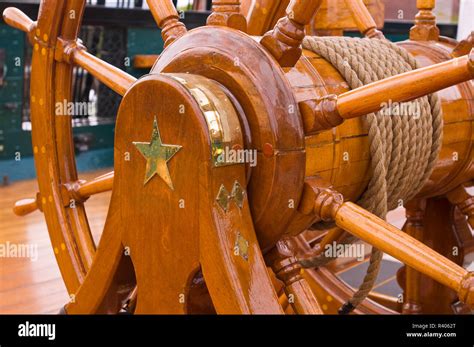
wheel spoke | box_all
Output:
[60,43,136,96]
[13,172,114,216]
[3,7,136,96]
[260,0,323,67]
[344,0,384,39]
[207,1,247,32]
[300,52,474,134]
[298,179,474,308]
[75,171,114,198]
[146,0,187,47]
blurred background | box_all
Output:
[0,0,470,184]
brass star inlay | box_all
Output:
[133,117,182,189]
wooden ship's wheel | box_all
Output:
[3,0,474,314]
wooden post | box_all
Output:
[446,183,474,229]
[260,0,323,67]
[344,0,384,39]
[207,0,247,32]
[267,238,323,314]
[402,200,426,314]
[410,0,439,41]
[146,0,187,47]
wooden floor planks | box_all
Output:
[0,169,111,314]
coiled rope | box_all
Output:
[301,36,443,313]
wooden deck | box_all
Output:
[0,169,111,314]
[0,169,406,314]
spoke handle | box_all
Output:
[299,179,474,308]
[146,0,187,46]
[337,51,474,119]
[300,50,474,134]
[13,198,39,216]
[344,0,384,39]
[334,202,473,308]
[286,0,322,26]
[13,173,114,217]
[2,7,35,35]
[260,0,323,68]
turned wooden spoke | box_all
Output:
[300,51,474,134]
[70,48,136,96]
[344,0,384,39]
[335,202,473,307]
[207,0,247,32]
[299,180,474,308]
[260,0,323,67]
[336,52,474,119]
[410,0,439,41]
[446,183,474,229]
[2,7,36,43]
[133,54,160,69]
[13,198,40,217]
[313,227,345,256]
[3,7,136,96]
[146,0,187,47]
[13,172,114,216]
[453,31,474,57]
[267,238,323,314]
[74,172,114,198]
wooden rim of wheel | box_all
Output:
[24,0,135,300]
[30,0,92,293]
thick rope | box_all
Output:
[301,36,443,313]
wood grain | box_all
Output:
[0,170,111,314]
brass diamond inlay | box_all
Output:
[215,180,246,212]
[216,184,230,212]
[231,181,245,209]
[235,232,249,261]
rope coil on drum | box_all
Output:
[300,36,443,314]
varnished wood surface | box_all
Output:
[3,0,473,314]
[153,26,306,251]
[343,0,384,38]
[147,0,187,47]
[335,202,468,296]
[290,41,474,205]
[0,169,111,314]
[0,170,407,314]
[244,0,384,36]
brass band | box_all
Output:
[167,73,244,167]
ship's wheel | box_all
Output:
[3,0,474,314]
